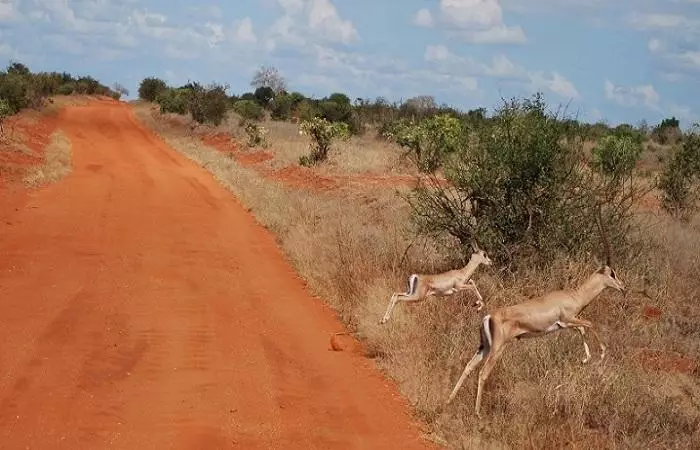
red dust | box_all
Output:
[642,305,662,320]
[635,348,698,375]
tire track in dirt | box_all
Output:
[0,100,436,449]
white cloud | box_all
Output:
[604,79,660,110]
[267,0,358,49]
[424,44,452,62]
[627,13,694,30]
[415,0,526,44]
[529,71,580,99]
[231,17,257,44]
[424,44,578,98]
[0,0,18,21]
[413,8,433,27]
[307,0,358,44]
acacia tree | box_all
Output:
[250,65,287,94]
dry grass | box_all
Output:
[135,105,700,450]
[23,130,72,186]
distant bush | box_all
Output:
[659,128,700,219]
[592,134,643,177]
[233,100,264,123]
[270,93,293,121]
[243,122,268,148]
[382,113,465,172]
[298,117,350,166]
[139,77,168,102]
[187,82,229,126]
[253,86,275,108]
[156,88,189,115]
[652,116,681,145]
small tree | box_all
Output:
[659,128,700,220]
[591,134,643,178]
[138,77,168,102]
[253,86,275,108]
[250,65,287,94]
[298,117,350,166]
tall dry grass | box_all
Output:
[23,129,72,186]
[135,105,700,449]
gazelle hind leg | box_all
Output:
[379,293,400,324]
[475,342,505,418]
[447,348,485,404]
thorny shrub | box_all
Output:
[382,113,465,172]
[406,94,650,268]
[243,122,269,148]
[298,117,350,166]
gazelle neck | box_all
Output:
[458,258,481,278]
[571,273,607,310]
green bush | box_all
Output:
[243,122,269,148]
[233,100,264,123]
[298,117,350,166]
[156,88,189,115]
[138,77,168,102]
[591,134,643,177]
[270,93,293,121]
[56,83,75,95]
[187,82,229,126]
[297,100,320,122]
[407,94,645,267]
[0,98,12,134]
[253,86,275,108]
[382,113,465,172]
[659,129,700,219]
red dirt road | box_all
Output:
[0,101,435,449]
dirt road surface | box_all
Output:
[0,101,435,449]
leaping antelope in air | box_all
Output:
[379,242,493,325]
[446,208,626,417]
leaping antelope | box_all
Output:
[445,208,626,417]
[379,242,493,325]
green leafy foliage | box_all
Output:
[382,113,465,172]
[139,77,168,102]
[407,94,646,267]
[659,129,700,219]
[592,134,643,177]
[233,99,264,123]
[298,117,350,166]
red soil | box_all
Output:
[635,348,698,375]
[0,100,436,449]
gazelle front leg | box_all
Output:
[575,327,592,364]
[563,317,606,362]
[456,278,485,311]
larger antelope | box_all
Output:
[380,242,493,325]
[446,208,626,417]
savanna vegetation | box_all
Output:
[0,60,122,134]
[130,64,699,448]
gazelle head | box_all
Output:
[596,265,626,293]
[470,241,493,266]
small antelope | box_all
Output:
[379,243,493,325]
[446,208,626,417]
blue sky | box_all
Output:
[1,0,699,128]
